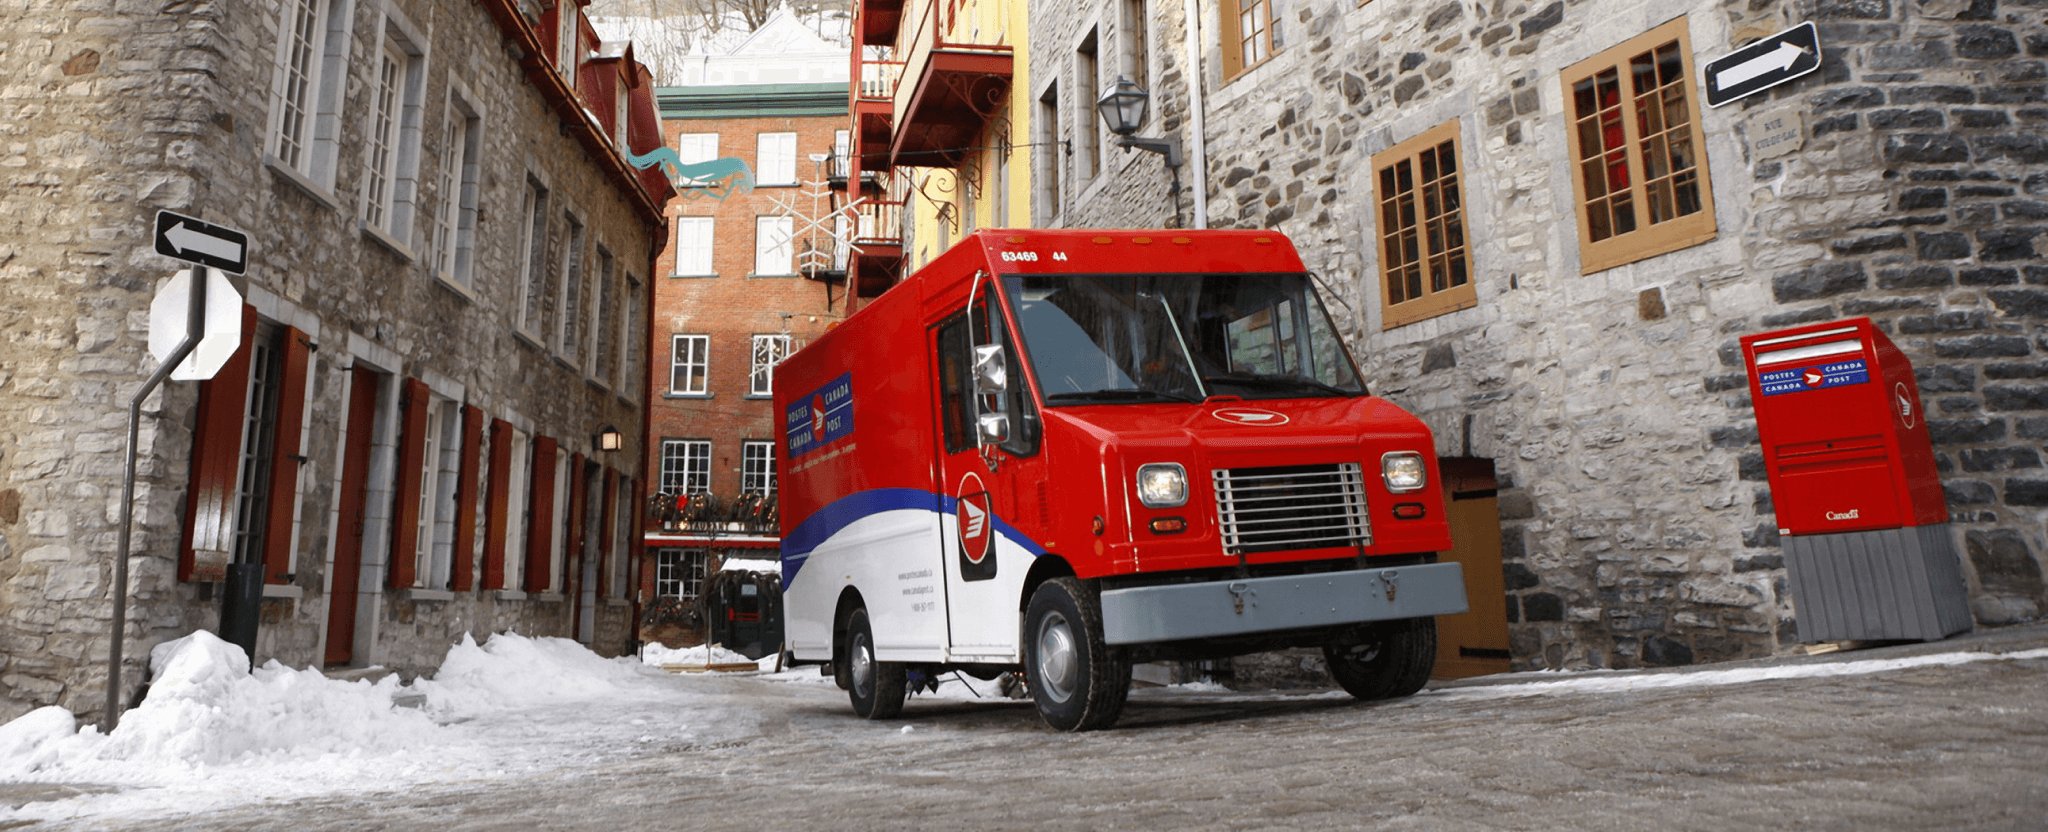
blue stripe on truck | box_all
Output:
[781,488,1046,590]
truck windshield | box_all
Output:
[1003,273,1366,405]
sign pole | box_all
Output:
[105,265,208,731]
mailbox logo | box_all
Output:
[1759,359,1871,397]
[1826,509,1862,522]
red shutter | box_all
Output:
[260,326,312,584]
[387,378,430,589]
[179,304,258,582]
[525,436,560,593]
[597,468,617,599]
[482,419,513,591]
[451,405,484,592]
[566,453,588,590]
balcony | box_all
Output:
[852,54,902,177]
[847,198,903,297]
[886,0,1013,169]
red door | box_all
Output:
[325,366,381,666]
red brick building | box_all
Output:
[640,16,849,606]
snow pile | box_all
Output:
[1,631,436,779]
[415,632,659,713]
[639,642,756,667]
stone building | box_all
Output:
[640,13,847,608]
[1028,0,2048,670]
[0,0,672,724]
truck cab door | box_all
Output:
[929,278,1041,659]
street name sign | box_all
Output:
[1703,22,1822,108]
[153,209,249,275]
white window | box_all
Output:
[267,0,348,185]
[557,212,587,362]
[362,14,424,242]
[670,334,708,395]
[594,247,619,385]
[660,439,711,495]
[749,334,791,397]
[549,451,569,593]
[655,548,708,600]
[556,2,579,83]
[614,83,631,149]
[674,217,714,274]
[676,133,719,187]
[516,175,550,337]
[742,441,775,496]
[433,89,482,287]
[417,398,460,589]
[754,216,794,275]
[504,429,530,591]
[621,274,642,401]
[757,132,796,185]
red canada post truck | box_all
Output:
[775,229,1467,730]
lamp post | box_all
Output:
[1095,76,1184,227]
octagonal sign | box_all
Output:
[148,268,243,381]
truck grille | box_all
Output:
[1211,463,1371,555]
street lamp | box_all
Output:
[1094,76,1184,226]
[596,425,623,452]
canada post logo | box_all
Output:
[1759,359,1870,397]
[787,373,853,458]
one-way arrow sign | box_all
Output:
[153,210,248,275]
[1703,22,1822,108]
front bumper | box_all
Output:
[1098,562,1468,645]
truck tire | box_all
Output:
[1323,617,1437,701]
[1024,578,1131,731]
[845,607,906,719]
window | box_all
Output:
[755,216,794,275]
[361,13,424,242]
[594,247,619,385]
[757,132,797,185]
[655,548,708,600]
[555,1,580,84]
[267,0,348,184]
[676,133,719,187]
[557,211,587,361]
[660,439,711,495]
[674,217,714,274]
[1037,83,1061,222]
[433,89,482,287]
[1561,17,1716,274]
[184,319,313,586]
[1122,0,1149,89]
[749,334,791,397]
[1373,120,1475,329]
[410,396,461,589]
[670,334,709,395]
[503,428,530,590]
[1077,31,1101,181]
[516,176,550,337]
[742,441,775,496]
[622,275,643,401]
[1220,0,1284,79]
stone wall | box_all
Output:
[0,0,661,723]
[1039,0,2047,670]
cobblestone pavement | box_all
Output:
[28,625,2048,832]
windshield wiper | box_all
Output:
[1201,375,1360,398]
[1045,388,1200,404]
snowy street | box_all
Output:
[6,625,2048,831]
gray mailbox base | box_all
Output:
[1782,522,1974,643]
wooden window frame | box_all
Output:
[1218,0,1276,81]
[182,309,313,586]
[1560,16,1717,275]
[1373,120,1476,330]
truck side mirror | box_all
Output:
[973,344,1008,395]
[976,412,1011,445]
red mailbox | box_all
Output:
[1740,317,1972,643]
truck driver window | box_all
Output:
[935,314,974,454]
[1005,273,1365,404]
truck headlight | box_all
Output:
[1136,463,1188,508]
[1381,452,1426,493]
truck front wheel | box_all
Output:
[845,607,906,719]
[1323,617,1437,701]
[1024,578,1131,731]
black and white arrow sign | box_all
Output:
[153,210,249,275]
[1703,22,1822,108]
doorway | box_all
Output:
[325,365,381,666]
[1432,457,1511,679]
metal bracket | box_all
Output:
[1227,581,1255,615]
[1381,570,1400,602]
